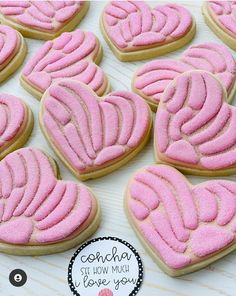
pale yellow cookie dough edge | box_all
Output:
[100,15,196,62]
[202,1,236,50]
[39,82,153,181]
[0,2,90,40]
[124,176,236,277]
[0,151,101,256]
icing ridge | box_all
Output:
[0,148,93,244]
[127,164,236,269]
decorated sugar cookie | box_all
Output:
[133,42,236,111]
[125,164,236,276]
[202,1,236,50]
[101,1,196,61]
[0,25,26,83]
[0,93,33,159]
[40,80,152,180]
[0,1,89,40]
[0,147,100,255]
[21,29,109,100]
[155,70,236,175]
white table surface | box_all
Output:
[1,1,236,296]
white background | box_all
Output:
[1,1,236,296]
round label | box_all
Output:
[68,237,143,296]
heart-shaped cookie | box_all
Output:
[0,147,100,255]
[0,1,89,40]
[0,25,26,83]
[40,80,152,180]
[202,1,236,50]
[20,29,110,100]
[125,164,236,276]
[133,42,236,111]
[0,93,33,159]
[155,70,236,176]
[101,1,196,61]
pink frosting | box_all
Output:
[0,93,26,148]
[98,289,113,296]
[22,29,108,96]
[191,226,234,257]
[155,70,236,171]
[207,1,236,37]
[103,1,192,50]
[0,24,19,69]
[0,147,93,244]
[41,80,150,175]
[127,164,236,269]
[0,1,85,33]
[134,42,236,106]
